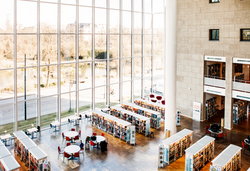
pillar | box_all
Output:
[164,0,177,136]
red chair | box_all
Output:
[217,133,223,141]
[62,132,66,142]
[242,141,250,153]
[74,152,80,160]
[161,100,165,105]
[205,125,210,135]
[93,133,97,136]
[90,141,97,148]
[57,146,64,159]
[71,128,75,131]
[65,136,71,143]
[149,94,155,98]
[63,152,71,164]
[66,142,71,146]
[79,130,81,137]
[156,96,162,101]
[74,135,80,141]
[151,99,157,103]
[101,133,105,137]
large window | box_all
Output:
[0,0,165,133]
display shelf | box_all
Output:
[0,146,11,159]
[13,131,50,171]
[162,129,193,166]
[210,144,241,171]
[205,97,218,120]
[134,99,165,120]
[110,106,150,137]
[207,64,221,78]
[122,103,161,129]
[233,100,247,125]
[92,110,135,144]
[185,135,215,171]
[0,155,20,171]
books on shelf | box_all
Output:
[134,99,165,120]
[158,144,164,168]
[162,129,193,166]
[92,110,135,144]
[233,100,247,125]
[185,135,215,171]
[205,97,218,120]
[13,131,50,171]
[110,106,150,137]
[210,144,241,171]
[122,102,161,130]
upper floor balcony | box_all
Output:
[204,75,225,88]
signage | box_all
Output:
[193,102,201,121]
[176,110,180,126]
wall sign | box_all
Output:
[193,102,201,122]
[176,110,180,126]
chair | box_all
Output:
[74,152,80,160]
[85,114,91,121]
[161,100,165,105]
[68,118,73,125]
[79,149,84,158]
[217,133,223,141]
[63,152,71,164]
[79,130,81,137]
[205,125,210,135]
[90,141,97,149]
[62,132,66,142]
[58,146,64,159]
[149,94,155,98]
[151,99,157,103]
[101,133,105,137]
[93,133,97,136]
[156,96,162,101]
[65,136,71,143]
[242,141,250,153]
[66,142,71,146]
[74,135,80,142]
[71,128,75,131]
[223,130,228,140]
[50,124,55,132]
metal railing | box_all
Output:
[204,75,225,88]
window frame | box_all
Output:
[209,29,220,41]
[240,29,250,42]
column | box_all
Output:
[164,0,177,136]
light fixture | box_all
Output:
[31,124,34,127]
[4,130,7,134]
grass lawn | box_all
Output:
[0,102,118,134]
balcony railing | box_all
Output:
[233,79,250,93]
[204,75,225,88]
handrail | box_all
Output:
[233,79,250,84]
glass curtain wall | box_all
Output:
[0,0,164,133]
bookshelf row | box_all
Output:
[92,110,136,145]
[0,141,20,171]
[205,97,218,120]
[185,136,215,171]
[158,129,193,168]
[13,131,50,171]
[134,98,165,120]
[121,102,161,129]
[110,106,150,137]
[233,100,247,125]
[210,144,241,171]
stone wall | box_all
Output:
[176,0,250,126]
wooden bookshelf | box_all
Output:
[185,136,215,171]
[210,144,241,171]
[92,110,135,144]
[121,102,161,129]
[134,98,165,120]
[13,131,50,171]
[233,100,247,125]
[162,129,193,166]
[110,106,150,137]
[206,97,218,120]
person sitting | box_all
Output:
[79,140,84,150]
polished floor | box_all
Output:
[7,112,250,171]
